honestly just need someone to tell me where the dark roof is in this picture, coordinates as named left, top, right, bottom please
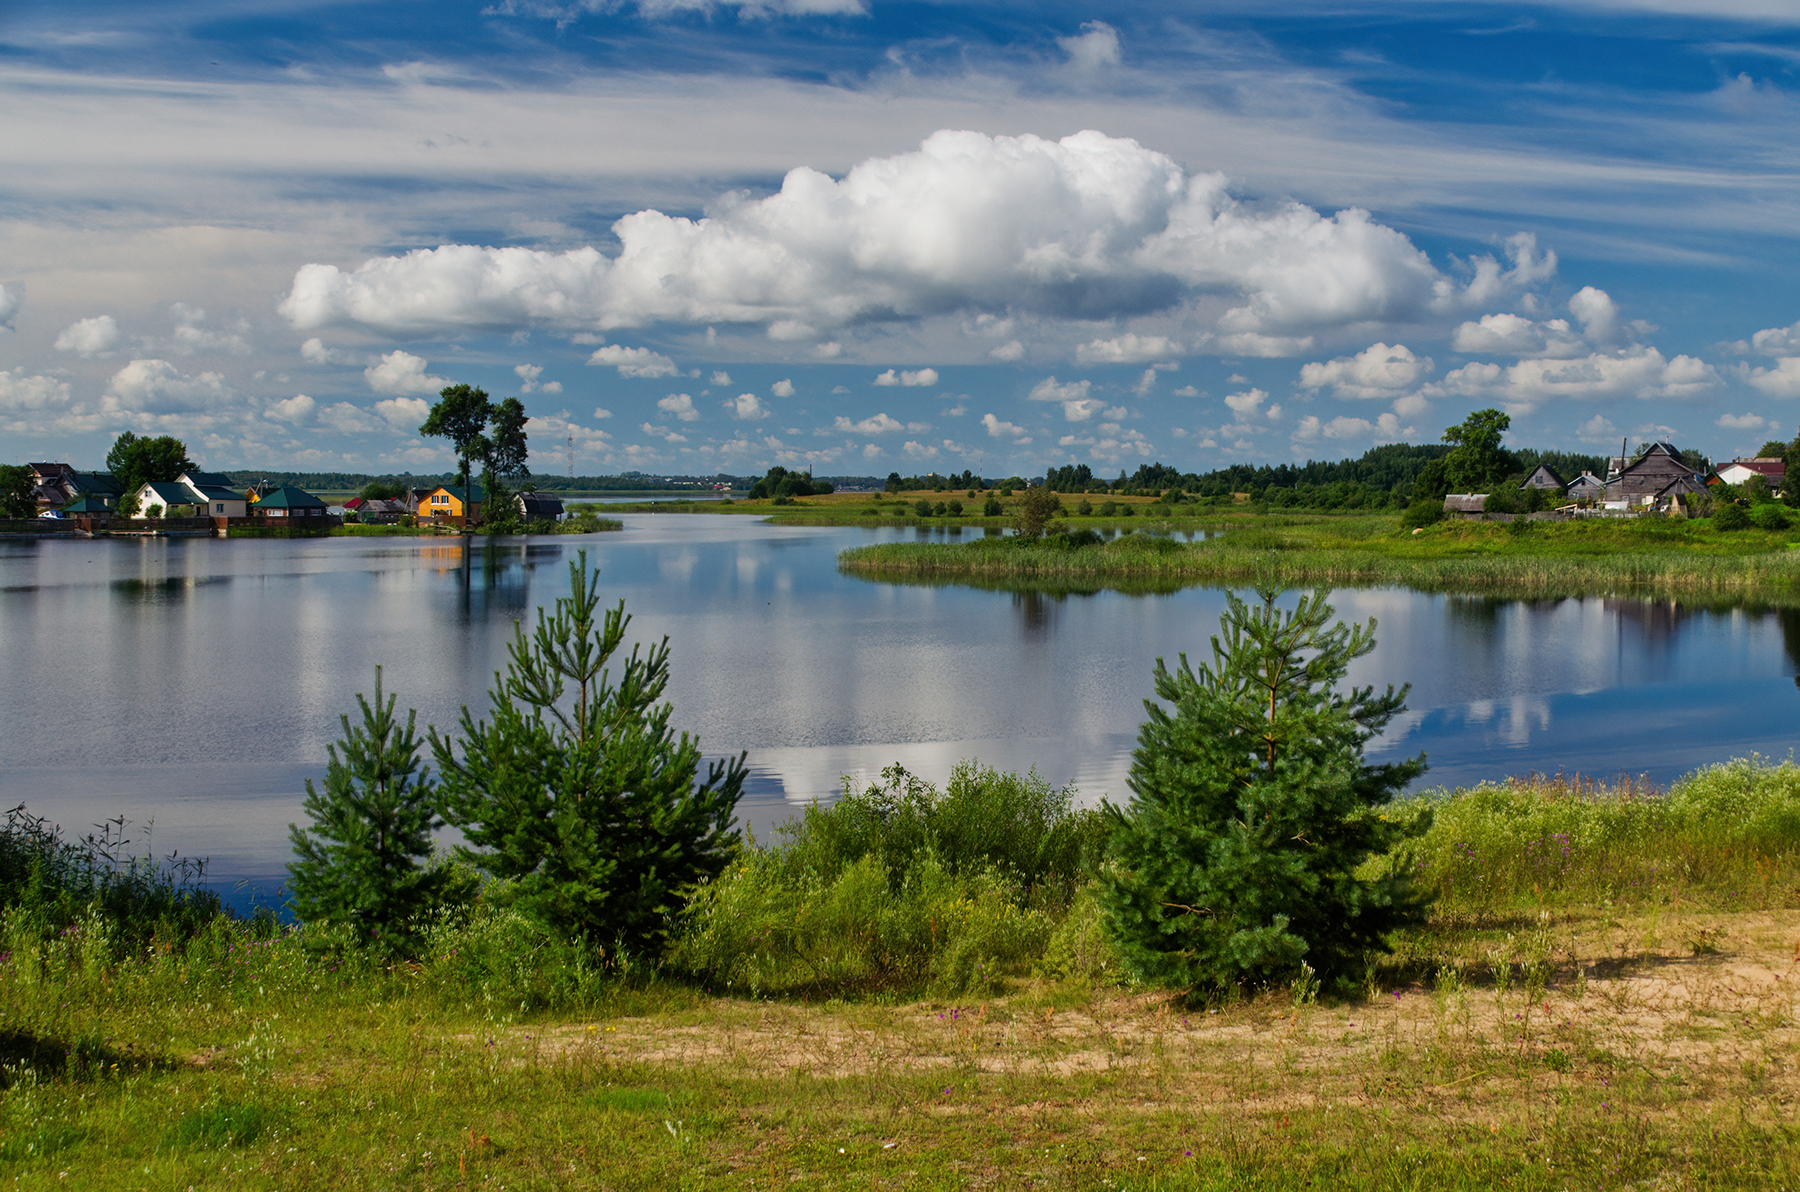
left=181, top=469, right=237, bottom=489
left=1521, top=463, right=1564, bottom=489
left=256, top=483, right=328, bottom=509
left=1724, top=458, right=1786, bottom=477
left=139, top=481, right=193, bottom=507
left=518, top=493, right=564, bottom=517
left=69, top=471, right=122, bottom=497
left=189, top=485, right=243, bottom=503
left=60, top=495, right=111, bottom=513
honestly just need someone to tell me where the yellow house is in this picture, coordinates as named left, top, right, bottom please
left=419, top=483, right=485, bottom=526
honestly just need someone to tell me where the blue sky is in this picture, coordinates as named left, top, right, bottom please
left=4, top=1, right=1800, bottom=478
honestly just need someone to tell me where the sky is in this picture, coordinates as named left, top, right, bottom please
left=4, top=1, right=1800, bottom=480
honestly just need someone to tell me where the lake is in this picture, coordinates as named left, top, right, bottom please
left=3, top=514, right=1797, bottom=896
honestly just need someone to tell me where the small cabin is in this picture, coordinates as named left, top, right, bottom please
left=1521, top=464, right=1564, bottom=491
left=419, top=484, right=486, bottom=527
left=251, top=483, right=329, bottom=519
left=1566, top=472, right=1604, bottom=502
left=176, top=469, right=248, bottom=518
left=517, top=491, right=564, bottom=522
left=1605, top=444, right=1705, bottom=510
left=1443, top=493, right=1488, bottom=517
left=1714, top=458, right=1785, bottom=493
left=130, top=481, right=197, bottom=518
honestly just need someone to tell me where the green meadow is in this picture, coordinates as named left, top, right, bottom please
left=5, top=757, right=1800, bottom=1189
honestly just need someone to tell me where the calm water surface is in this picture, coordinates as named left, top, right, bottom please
left=4, top=514, right=1798, bottom=890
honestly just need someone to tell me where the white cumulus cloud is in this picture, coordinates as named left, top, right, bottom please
left=657, top=392, right=701, bottom=421
left=280, top=130, right=1544, bottom=356
left=1740, top=357, right=1800, bottom=398
left=873, top=367, right=938, bottom=387
left=834, top=412, right=905, bottom=434
left=588, top=344, right=679, bottom=377
left=54, top=315, right=123, bottom=357
left=103, top=359, right=231, bottom=415
left=989, top=340, right=1025, bottom=361
left=365, top=350, right=448, bottom=396
left=1059, top=20, right=1121, bottom=70
left=1426, top=346, right=1718, bottom=411
left=771, top=378, right=795, bottom=398
left=981, top=413, right=1032, bottom=442
left=514, top=363, right=562, bottom=394
left=1717, top=412, right=1768, bottom=430
left=710, top=370, right=732, bottom=386
left=1076, top=333, right=1182, bottom=365
left=0, top=369, right=71, bottom=413
left=375, top=396, right=431, bottom=430
left=727, top=392, right=770, bottom=419
left=266, top=394, right=316, bottom=423
left=1298, top=343, right=1432, bottom=398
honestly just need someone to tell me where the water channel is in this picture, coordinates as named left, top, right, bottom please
left=3, top=514, right=1798, bottom=897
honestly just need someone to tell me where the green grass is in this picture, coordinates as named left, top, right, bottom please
left=6, top=756, right=1800, bottom=1188
left=839, top=512, right=1800, bottom=599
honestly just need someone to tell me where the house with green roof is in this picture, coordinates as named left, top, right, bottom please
left=129, top=480, right=199, bottom=518
left=175, top=468, right=248, bottom=517
left=419, top=483, right=486, bottom=527
left=250, top=483, right=330, bottom=520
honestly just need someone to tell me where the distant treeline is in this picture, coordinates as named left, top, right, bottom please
left=1039, top=445, right=1614, bottom=509
left=223, top=470, right=886, bottom=492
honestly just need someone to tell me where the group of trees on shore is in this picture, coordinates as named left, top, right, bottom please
left=289, top=550, right=1427, bottom=998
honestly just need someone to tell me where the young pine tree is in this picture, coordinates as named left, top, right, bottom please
left=288, top=667, right=448, bottom=953
left=432, top=552, right=746, bottom=957
left=1100, top=588, right=1429, bottom=996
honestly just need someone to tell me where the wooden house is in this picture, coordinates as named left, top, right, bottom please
left=1566, top=471, right=1605, bottom=502
left=1443, top=494, right=1488, bottom=517
left=175, top=469, right=248, bottom=518
left=517, top=491, right=564, bottom=521
left=1604, top=444, right=1705, bottom=510
left=250, top=483, right=329, bottom=519
left=1521, top=464, right=1564, bottom=491
left=419, top=484, right=485, bottom=527
left=129, top=481, right=198, bottom=518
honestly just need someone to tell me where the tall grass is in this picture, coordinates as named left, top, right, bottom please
left=839, top=516, right=1800, bottom=599
left=670, top=761, right=1106, bottom=996
left=1404, top=755, right=1800, bottom=911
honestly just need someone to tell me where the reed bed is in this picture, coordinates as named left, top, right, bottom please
left=839, top=526, right=1800, bottom=599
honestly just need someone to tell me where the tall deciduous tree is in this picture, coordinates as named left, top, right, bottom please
left=432, top=553, right=746, bottom=956
left=1100, top=588, right=1430, bottom=996
left=419, top=384, right=493, bottom=511
left=287, top=667, right=449, bottom=954
left=106, top=433, right=193, bottom=513
left=0, top=465, right=35, bottom=520
left=1441, top=408, right=1513, bottom=493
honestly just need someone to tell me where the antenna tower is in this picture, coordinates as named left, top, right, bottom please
left=567, top=432, right=575, bottom=479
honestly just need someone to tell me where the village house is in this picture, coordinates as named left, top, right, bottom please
left=1566, top=472, right=1605, bottom=502
left=516, top=490, right=564, bottom=521
left=1521, top=464, right=1564, bottom=490
left=250, top=483, right=329, bottom=520
left=128, top=480, right=200, bottom=517
left=1604, top=443, right=1706, bottom=511
left=175, top=469, right=249, bottom=518
left=1713, top=457, right=1785, bottom=493
left=419, top=483, right=485, bottom=527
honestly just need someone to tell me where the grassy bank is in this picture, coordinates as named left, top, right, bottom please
left=5, top=756, right=1800, bottom=1187
left=839, top=511, right=1800, bottom=599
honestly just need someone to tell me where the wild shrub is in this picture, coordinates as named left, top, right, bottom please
left=1401, top=500, right=1443, bottom=529
left=1752, top=503, right=1788, bottom=532
left=1715, top=502, right=1751, bottom=530
left=672, top=762, right=1102, bottom=995
left=1101, top=588, right=1430, bottom=997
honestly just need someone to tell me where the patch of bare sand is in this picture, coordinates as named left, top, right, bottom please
left=464, top=910, right=1800, bottom=1123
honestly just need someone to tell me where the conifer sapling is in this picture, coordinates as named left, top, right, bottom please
left=288, top=667, right=448, bottom=953
left=433, top=552, right=746, bottom=957
left=1100, top=587, right=1430, bottom=995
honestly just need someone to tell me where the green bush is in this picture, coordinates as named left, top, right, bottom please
left=1752, top=503, right=1788, bottom=532
left=1400, top=499, right=1443, bottom=529
left=671, top=762, right=1103, bottom=995
left=983, top=495, right=1002, bottom=516
left=914, top=499, right=933, bottom=517
left=1715, top=502, right=1752, bottom=530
